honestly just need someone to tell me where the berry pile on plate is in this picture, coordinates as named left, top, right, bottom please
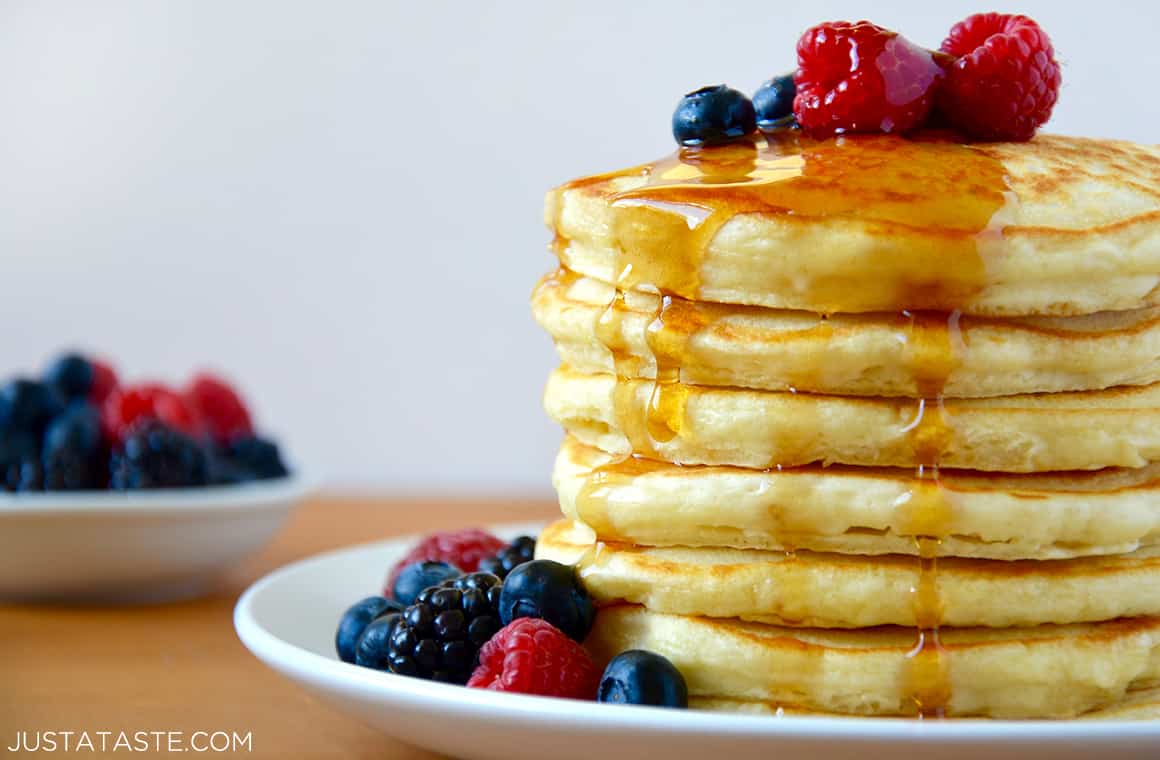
left=672, top=12, right=1061, bottom=144
left=336, top=529, right=688, bottom=707
left=0, top=352, right=288, bottom=492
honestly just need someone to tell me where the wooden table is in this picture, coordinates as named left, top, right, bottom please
left=0, top=496, right=559, bottom=758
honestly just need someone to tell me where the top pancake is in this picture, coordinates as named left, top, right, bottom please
left=545, top=132, right=1160, bottom=316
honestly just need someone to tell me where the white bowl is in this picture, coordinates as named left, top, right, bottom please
left=234, top=524, right=1160, bottom=760
left=0, top=474, right=311, bottom=602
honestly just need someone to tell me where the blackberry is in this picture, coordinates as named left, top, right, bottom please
left=385, top=571, right=503, bottom=684
left=215, top=435, right=289, bottom=482
left=110, top=422, right=209, bottom=489
left=478, top=535, right=536, bottom=580
left=43, top=445, right=102, bottom=490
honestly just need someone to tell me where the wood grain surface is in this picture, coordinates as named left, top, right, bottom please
left=0, top=496, right=558, bottom=758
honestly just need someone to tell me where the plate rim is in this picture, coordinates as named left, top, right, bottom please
left=234, top=523, right=1160, bottom=744
left=0, top=471, right=315, bottom=515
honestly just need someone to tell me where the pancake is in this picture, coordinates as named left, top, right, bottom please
left=538, top=520, right=1160, bottom=628
left=533, top=270, right=1160, bottom=398
left=553, top=438, right=1160, bottom=560
left=545, top=132, right=1160, bottom=317
left=583, top=606, right=1160, bottom=718
left=691, top=683, right=1160, bottom=719
left=544, top=368, right=1160, bottom=471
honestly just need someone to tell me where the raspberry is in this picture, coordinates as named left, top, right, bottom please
left=793, top=20, right=943, bottom=137
left=88, top=359, right=119, bottom=404
left=102, top=383, right=202, bottom=443
left=467, top=618, right=600, bottom=699
left=385, top=529, right=507, bottom=594
left=184, top=372, right=254, bottom=444
left=937, top=13, right=1060, bottom=141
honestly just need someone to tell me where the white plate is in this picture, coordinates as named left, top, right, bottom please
left=0, top=474, right=311, bottom=602
left=234, top=523, right=1160, bottom=760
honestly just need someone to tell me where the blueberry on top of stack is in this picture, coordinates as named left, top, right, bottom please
left=0, top=351, right=289, bottom=492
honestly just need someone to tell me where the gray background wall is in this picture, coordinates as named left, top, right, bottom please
left=1, top=0, right=1155, bottom=491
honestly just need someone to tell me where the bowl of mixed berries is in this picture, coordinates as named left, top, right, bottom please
left=0, top=351, right=308, bottom=602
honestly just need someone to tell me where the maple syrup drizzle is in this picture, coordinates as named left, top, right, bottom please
left=594, top=287, right=639, bottom=380
left=572, top=452, right=670, bottom=541
left=553, top=131, right=1010, bottom=719
left=553, top=130, right=1010, bottom=312
left=591, top=266, right=661, bottom=458
left=897, top=310, right=965, bottom=717
left=645, top=295, right=711, bottom=443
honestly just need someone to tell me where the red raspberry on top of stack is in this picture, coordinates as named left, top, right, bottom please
left=793, top=20, right=944, bottom=136
left=791, top=13, right=1060, bottom=141
left=937, top=13, right=1061, bottom=141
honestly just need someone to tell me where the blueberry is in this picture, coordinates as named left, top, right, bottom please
left=0, top=379, right=61, bottom=437
left=354, top=612, right=403, bottom=670
left=598, top=650, right=688, bottom=708
left=44, top=402, right=101, bottom=455
left=44, top=354, right=94, bottom=402
left=15, top=457, right=44, bottom=492
left=110, top=422, right=210, bottom=489
left=0, top=432, right=40, bottom=493
left=497, top=559, right=595, bottom=642
left=336, top=596, right=402, bottom=664
left=41, top=402, right=104, bottom=491
left=671, top=85, right=756, bottom=147
left=392, top=561, right=461, bottom=606
left=753, top=74, right=797, bottom=129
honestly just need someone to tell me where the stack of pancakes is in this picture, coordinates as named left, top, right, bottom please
left=531, top=132, right=1160, bottom=719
